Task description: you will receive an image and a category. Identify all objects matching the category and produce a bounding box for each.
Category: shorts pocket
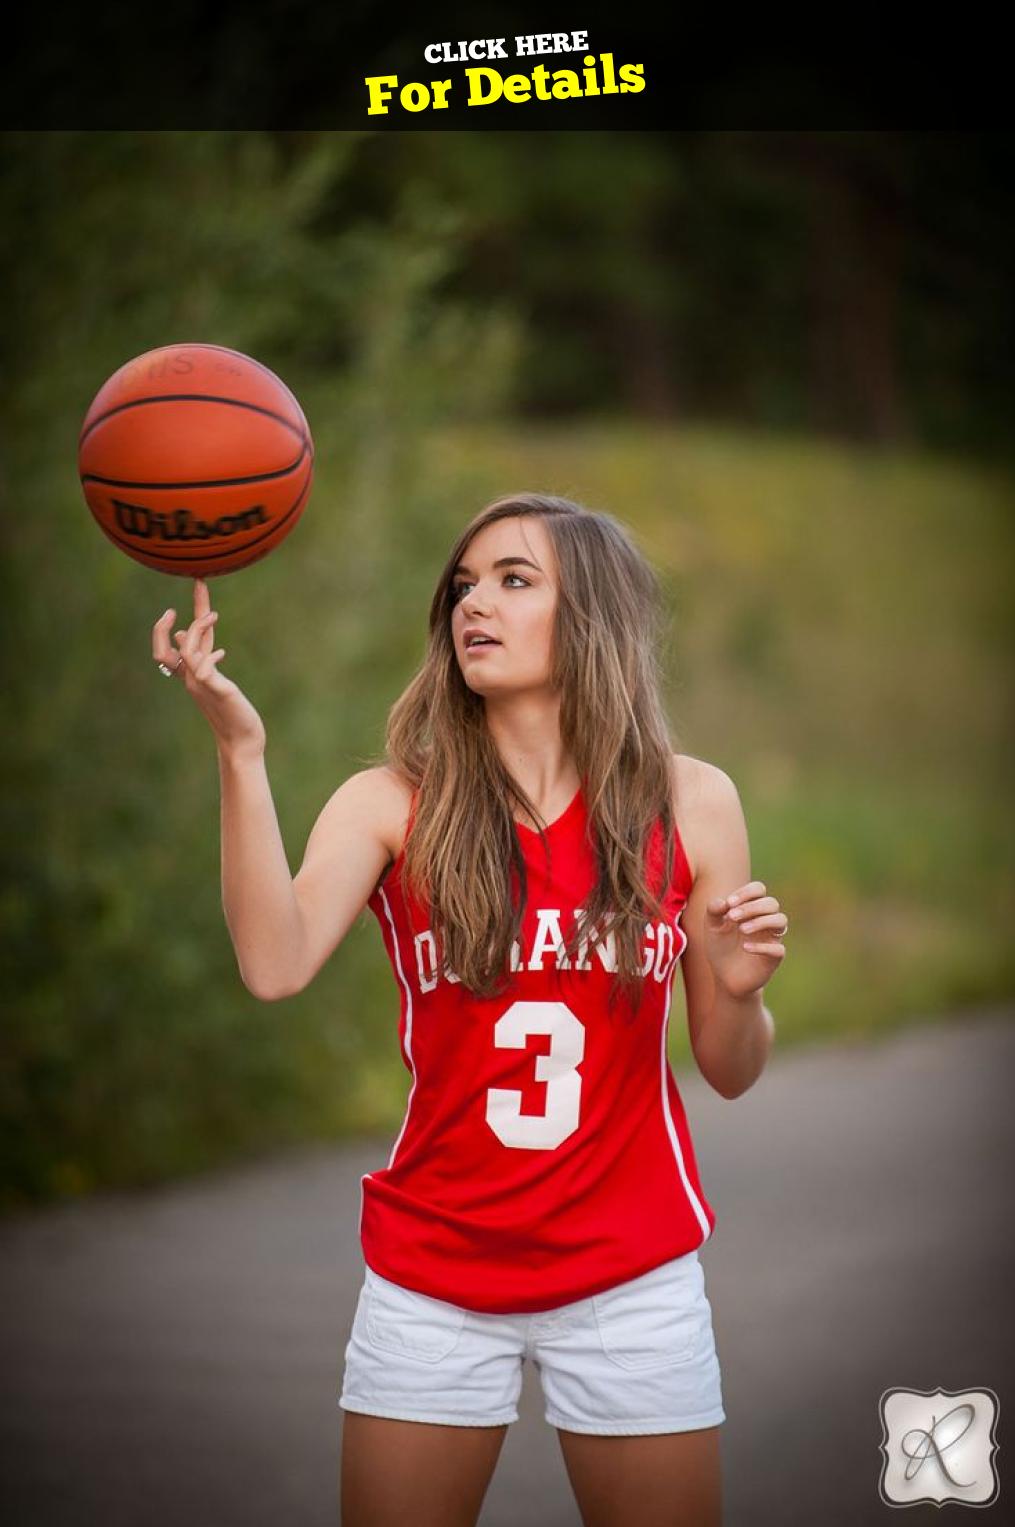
[591,1255,706,1371]
[364,1270,468,1364]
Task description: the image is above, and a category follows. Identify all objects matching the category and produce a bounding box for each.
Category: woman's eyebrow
[452,556,542,577]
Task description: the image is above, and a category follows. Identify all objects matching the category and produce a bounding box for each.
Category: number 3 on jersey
[486,1000,584,1150]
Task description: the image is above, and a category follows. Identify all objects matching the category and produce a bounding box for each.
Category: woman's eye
[453,574,528,600]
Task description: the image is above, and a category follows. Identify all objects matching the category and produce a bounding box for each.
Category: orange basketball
[78,342,314,578]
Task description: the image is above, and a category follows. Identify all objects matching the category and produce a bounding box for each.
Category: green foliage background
[2,132,1012,1209]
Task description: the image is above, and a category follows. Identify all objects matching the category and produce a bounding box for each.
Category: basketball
[78,343,314,578]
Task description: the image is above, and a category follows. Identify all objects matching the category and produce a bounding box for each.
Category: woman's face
[450,516,560,696]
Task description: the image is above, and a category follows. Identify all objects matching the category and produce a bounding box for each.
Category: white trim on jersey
[358,883,419,1245]
[658,911,713,1246]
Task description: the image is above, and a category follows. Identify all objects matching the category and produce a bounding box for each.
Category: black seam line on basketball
[96,461,313,564]
[169,344,306,410]
[82,444,309,491]
[78,394,309,448]
[138,343,307,409]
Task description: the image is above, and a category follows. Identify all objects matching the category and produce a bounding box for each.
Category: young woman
[152,492,787,1527]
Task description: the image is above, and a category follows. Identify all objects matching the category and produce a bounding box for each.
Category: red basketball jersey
[360,781,716,1314]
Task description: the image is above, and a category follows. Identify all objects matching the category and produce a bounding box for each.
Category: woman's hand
[703,880,788,1000]
[151,577,267,760]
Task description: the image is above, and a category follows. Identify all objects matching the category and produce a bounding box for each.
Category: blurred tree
[295,129,1014,458]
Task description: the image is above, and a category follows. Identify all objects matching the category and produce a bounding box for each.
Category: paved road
[1,1006,1012,1526]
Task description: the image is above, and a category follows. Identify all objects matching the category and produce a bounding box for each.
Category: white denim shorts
[339,1249,725,1436]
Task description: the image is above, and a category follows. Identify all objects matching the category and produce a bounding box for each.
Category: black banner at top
[4,3,931,129]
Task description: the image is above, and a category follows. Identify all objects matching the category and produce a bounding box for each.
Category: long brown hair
[372,492,681,1017]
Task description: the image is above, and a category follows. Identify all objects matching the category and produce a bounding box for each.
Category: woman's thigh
[340,1412,510,1527]
[556,1423,722,1527]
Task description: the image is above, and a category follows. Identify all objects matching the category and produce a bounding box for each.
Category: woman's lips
[466,641,501,656]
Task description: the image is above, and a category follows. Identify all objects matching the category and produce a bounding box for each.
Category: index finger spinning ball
[78,343,314,578]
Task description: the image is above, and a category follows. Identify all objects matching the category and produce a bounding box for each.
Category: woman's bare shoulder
[672,751,736,800]
[358,765,417,866]
[671,752,740,883]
